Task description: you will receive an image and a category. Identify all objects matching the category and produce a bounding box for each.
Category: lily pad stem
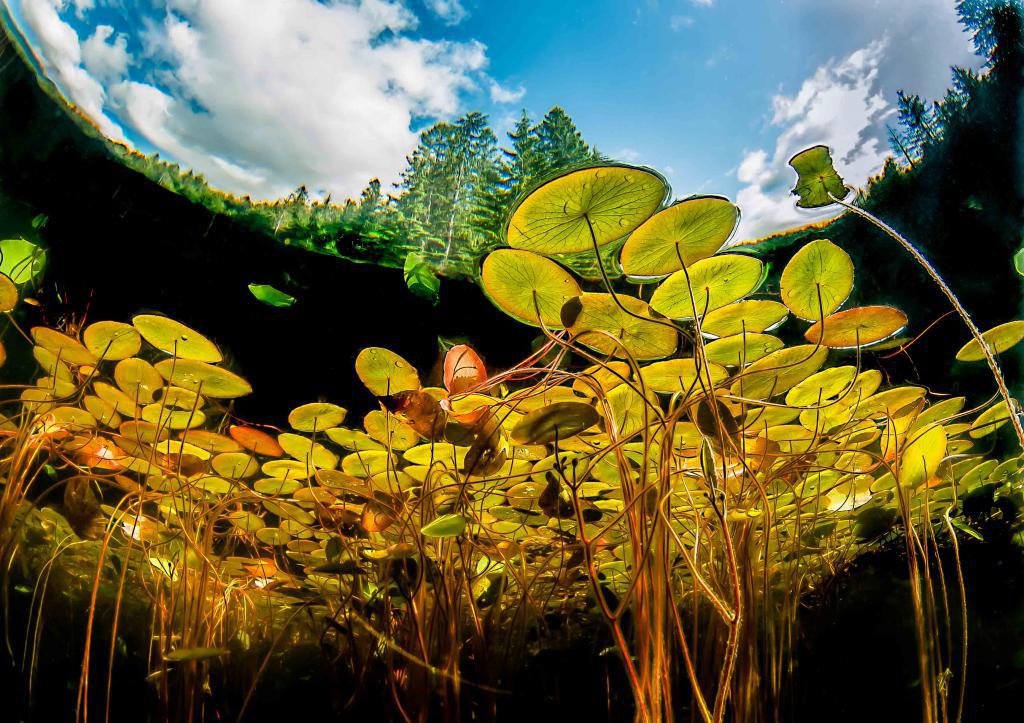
[830,192,1024,450]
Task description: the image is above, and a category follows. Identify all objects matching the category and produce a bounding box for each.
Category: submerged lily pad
[507,165,666,255]
[563,292,677,360]
[511,401,600,444]
[0,238,47,285]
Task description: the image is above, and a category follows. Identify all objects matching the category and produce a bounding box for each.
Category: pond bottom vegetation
[2,154,1024,723]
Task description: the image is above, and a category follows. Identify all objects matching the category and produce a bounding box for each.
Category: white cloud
[14,0,516,201]
[488,79,525,104]
[81,25,131,81]
[690,0,714,7]
[669,15,694,31]
[15,0,124,140]
[733,40,894,241]
[423,0,467,25]
[614,148,642,163]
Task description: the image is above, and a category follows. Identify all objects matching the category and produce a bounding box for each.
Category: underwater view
[1,1,1024,721]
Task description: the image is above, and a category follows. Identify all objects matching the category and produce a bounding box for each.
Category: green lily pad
[507,165,667,255]
[511,401,600,444]
[421,514,468,538]
[0,238,47,285]
[788,145,848,208]
[164,647,229,662]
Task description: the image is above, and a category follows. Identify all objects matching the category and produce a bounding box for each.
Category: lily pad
[481,249,581,328]
[0,273,17,312]
[619,195,739,278]
[701,300,789,337]
[421,514,468,538]
[562,292,677,360]
[788,145,848,208]
[780,239,854,321]
[804,306,908,348]
[288,402,346,432]
[355,347,420,396]
[507,165,666,255]
[153,359,252,399]
[511,401,600,444]
[955,320,1024,362]
[649,254,763,320]
[133,314,223,363]
[164,647,229,663]
[83,321,142,361]
[0,238,47,285]
[703,333,784,366]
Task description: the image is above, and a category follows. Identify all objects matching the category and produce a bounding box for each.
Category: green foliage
[403,252,440,304]
[247,283,296,308]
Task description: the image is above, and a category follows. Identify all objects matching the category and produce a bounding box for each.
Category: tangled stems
[829,192,1024,451]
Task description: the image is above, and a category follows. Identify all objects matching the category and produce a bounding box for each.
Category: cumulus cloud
[423,0,467,25]
[81,25,131,80]
[13,0,515,200]
[16,0,124,140]
[488,79,525,104]
[690,0,715,7]
[733,40,894,241]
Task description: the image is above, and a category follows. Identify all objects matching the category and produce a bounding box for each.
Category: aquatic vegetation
[1,151,1024,723]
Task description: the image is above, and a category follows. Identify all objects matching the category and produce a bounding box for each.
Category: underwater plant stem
[831,194,1024,451]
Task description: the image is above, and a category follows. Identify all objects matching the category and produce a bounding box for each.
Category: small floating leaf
[0,238,47,285]
[133,315,223,363]
[248,283,296,307]
[564,292,677,360]
[649,254,764,320]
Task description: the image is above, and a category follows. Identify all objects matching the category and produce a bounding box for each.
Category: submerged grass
[0,154,1022,722]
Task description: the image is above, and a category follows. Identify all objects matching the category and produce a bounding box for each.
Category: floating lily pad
[562,292,678,360]
[507,165,666,255]
[701,300,789,337]
[481,249,581,328]
[955,320,1024,362]
[730,344,828,400]
[288,402,346,432]
[638,358,728,394]
[133,314,222,363]
[355,347,420,396]
[780,239,854,320]
[804,306,908,348]
[153,359,252,399]
[619,195,739,278]
[32,327,97,366]
[229,425,284,457]
[703,333,784,366]
[163,647,229,663]
[649,254,763,320]
[788,145,848,209]
[83,321,142,361]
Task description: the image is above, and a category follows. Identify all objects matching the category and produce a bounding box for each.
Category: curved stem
[831,193,1024,450]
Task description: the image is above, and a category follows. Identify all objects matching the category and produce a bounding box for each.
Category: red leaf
[443,344,487,396]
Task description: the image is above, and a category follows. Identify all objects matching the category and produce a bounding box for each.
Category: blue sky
[4,0,981,240]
